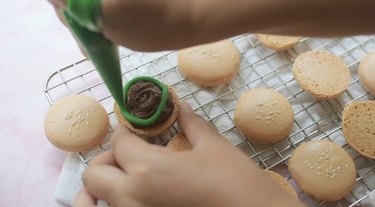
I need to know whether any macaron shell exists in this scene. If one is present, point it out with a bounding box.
[288,140,356,201]
[256,34,301,51]
[234,88,294,144]
[166,133,192,151]
[292,50,350,100]
[178,40,240,86]
[264,170,298,199]
[342,101,375,159]
[114,87,180,138]
[44,95,109,152]
[358,52,375,96]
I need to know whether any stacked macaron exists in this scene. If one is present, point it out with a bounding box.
[44,77,180,151]
[114,76,180,138]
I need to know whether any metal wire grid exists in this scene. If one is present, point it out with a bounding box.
[44,34,375,207]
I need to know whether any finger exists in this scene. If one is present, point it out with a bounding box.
[72,187,98,207]
[51,4,89,58]
[83,164,126,204]
[178,102,224,148]
[48,0,67,8]
[111,124,160,170]
[52,4,67,26]
[89,150,118,167]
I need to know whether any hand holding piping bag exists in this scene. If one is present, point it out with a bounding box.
[51,0,375,52]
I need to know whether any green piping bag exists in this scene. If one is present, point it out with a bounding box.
[62,0,124,111]
[62,0,167,127]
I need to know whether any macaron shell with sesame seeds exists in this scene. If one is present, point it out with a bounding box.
[342,101,375,159]
[256,34,301,51]
[234,88,294,144]
[292,50,350,100]
[288,140,356,201]
[44,95,109,152]
[177,39,240,87]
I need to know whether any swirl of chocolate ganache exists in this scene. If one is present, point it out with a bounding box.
[126,80,174,127]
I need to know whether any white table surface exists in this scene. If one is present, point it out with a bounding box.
[0,0,84,206]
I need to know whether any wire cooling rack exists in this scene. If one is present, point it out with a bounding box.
[44,34,375,207]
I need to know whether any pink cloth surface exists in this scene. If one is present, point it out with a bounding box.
[0,0,84,206]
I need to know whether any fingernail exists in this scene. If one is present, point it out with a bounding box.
[180,102,193,113]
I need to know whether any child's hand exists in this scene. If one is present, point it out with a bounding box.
[73,102,305,207]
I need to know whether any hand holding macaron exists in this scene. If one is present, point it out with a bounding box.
[73,102,306,207]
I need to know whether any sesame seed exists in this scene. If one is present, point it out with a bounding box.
[345,164,349,168]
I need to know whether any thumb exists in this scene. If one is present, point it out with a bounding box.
[177,102,224,148]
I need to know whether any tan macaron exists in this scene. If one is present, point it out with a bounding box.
[264,170,298,199]
[342,101,375,159]
[358,52,375,96]
[234,88,294,144]
[292,50,350,100]
[177,39,240,87]
[256,34,301,51]
[288,140,356,201]
[44,95,109,152]
[166,133,192,151]
[114,87,180,138]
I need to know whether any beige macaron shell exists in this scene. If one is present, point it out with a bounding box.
[44,95,109,152]
[288,140,356,201]
[234,88,294,144]
[342,101,375,159]
[114,87,180,138]
[166,133,193,151]
[256,34,301,51]
[358,52,375,96]
[178,40,240,86]
[264,170,298,199]
[292,50,350,100]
